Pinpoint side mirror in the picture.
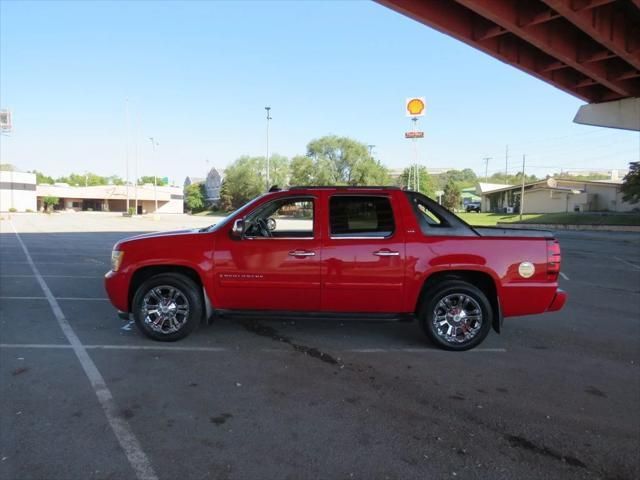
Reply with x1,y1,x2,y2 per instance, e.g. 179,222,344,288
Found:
231,219,245,237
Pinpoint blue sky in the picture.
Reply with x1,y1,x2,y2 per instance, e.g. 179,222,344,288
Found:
1,0,638,184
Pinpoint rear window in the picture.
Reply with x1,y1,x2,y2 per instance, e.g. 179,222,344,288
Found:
329,196,394,237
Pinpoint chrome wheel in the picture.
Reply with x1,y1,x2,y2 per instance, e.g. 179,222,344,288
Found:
141,285,190,334
432,293,483,345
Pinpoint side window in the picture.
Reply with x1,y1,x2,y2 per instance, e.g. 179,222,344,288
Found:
245,197,314,238
329,196,394,238
409,195,451,234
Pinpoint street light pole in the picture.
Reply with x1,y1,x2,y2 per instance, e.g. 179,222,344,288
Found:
149,137,159,213
265,106,272,191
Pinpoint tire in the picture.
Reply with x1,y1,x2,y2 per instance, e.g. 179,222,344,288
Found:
419,280,493,351
132,273,203,342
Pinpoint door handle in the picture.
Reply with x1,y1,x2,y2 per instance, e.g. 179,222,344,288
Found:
289,250,315,257
373,250,399,257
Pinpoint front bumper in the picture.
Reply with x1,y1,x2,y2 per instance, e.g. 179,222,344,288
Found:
104,270,130,313
547,289,567,312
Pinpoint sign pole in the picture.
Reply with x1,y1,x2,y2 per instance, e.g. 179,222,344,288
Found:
405,97,426,192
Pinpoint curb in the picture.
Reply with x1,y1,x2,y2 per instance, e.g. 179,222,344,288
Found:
496,222,640,232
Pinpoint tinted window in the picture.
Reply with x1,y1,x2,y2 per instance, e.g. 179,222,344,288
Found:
330,196,394,237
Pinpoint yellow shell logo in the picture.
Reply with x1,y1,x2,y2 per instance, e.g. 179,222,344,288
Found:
407,98,425,116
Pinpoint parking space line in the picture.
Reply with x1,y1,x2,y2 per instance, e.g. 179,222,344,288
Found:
613,256,640,271
0,296,109,301
0,274,104,279
559,272,570,280
9,221,158,480
0,261,107,266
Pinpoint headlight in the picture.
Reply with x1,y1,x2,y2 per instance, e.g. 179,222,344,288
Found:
111,250,124,272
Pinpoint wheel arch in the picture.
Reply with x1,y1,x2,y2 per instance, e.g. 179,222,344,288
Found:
128,264,204,315
416,269,502,333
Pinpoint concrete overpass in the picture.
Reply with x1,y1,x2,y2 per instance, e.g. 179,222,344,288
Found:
377,0,640,130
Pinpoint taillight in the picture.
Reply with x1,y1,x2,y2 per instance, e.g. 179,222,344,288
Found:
547,239,561,280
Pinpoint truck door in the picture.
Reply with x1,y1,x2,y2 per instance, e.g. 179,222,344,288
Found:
213,195,322,311
321,193,405,313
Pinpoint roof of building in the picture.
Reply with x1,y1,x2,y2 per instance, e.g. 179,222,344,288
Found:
479,178,624,195
476,182,514,194
36,184,183,201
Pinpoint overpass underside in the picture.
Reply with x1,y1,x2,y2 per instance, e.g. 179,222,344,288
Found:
378,0,640,130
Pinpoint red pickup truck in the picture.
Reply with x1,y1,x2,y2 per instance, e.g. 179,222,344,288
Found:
105,187,566,350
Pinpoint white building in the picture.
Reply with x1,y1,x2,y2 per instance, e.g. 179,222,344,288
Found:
36,184,184,214
0,170,37,212
478,178,637,214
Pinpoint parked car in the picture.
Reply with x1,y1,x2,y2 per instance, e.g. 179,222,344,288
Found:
105,187,566,351
465,201,481,213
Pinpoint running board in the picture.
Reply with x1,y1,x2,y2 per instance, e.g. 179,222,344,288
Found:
213,310,416,323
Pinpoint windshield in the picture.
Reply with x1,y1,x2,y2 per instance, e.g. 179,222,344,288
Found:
200,194,265,232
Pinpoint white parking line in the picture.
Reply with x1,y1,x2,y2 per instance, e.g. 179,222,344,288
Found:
0,274,104,279
9,222,158,480
613,256,640,271
559,272,570,281
0,296,109,301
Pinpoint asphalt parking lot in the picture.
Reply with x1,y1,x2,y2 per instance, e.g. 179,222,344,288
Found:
1,213,639,480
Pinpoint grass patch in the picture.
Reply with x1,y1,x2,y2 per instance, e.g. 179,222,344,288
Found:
458,212,640,226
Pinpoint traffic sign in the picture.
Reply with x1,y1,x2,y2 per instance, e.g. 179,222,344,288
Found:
405,131,424,138
405,97,426,117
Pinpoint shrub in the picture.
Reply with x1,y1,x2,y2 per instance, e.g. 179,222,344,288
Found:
42,196,59,212
26,209,34,213
8,207,17,212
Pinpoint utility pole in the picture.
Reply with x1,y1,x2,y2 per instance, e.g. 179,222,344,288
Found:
520,154,526,221
483,157,492,182
125,99,130,213
367,144,375,157
265,106,272,191
505,145,509,178
149,137,159,213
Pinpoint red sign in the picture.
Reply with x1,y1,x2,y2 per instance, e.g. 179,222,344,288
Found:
405,131,424,139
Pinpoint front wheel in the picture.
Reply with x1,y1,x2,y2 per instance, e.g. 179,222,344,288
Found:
419,281,492,351
132,273,203,341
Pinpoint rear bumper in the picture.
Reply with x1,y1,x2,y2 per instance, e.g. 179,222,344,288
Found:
547,289,567,312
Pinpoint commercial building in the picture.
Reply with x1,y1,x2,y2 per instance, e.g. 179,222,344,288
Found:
478,178,635,214
0,170,184,213
36,184,184,214
0,170,37,212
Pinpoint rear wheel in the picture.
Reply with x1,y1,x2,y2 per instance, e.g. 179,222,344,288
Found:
419,280,492,351
132,273,203,341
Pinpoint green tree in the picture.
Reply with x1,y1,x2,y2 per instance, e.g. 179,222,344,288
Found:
56,172,109,186
305,135,390,185
289,155,314,186
138,176,168,186
30,170,54,184
219,179,233,212
621,161,640,204
397,166,435,197
42,196,59,212
487,172,538,185
267,154,290,189
107,175,125,185
442,179,461,211
222,156,269,209
184,183,205,212
0,163,16,171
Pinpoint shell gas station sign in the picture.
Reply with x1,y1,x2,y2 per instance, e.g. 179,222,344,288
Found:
405,97,426,117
